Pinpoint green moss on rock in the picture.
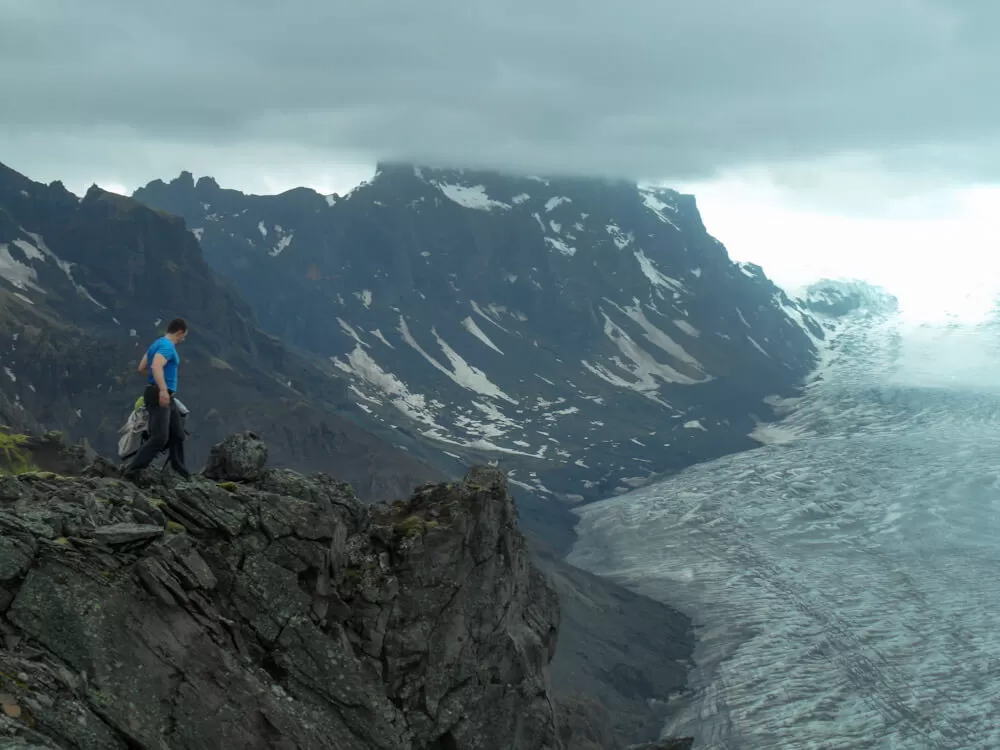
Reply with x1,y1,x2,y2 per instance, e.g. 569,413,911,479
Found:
0,428,35,475
394,515,426,538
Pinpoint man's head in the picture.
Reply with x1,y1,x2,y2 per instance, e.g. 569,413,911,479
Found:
165,318,188,344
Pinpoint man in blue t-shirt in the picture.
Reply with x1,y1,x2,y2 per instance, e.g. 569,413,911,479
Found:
123,318,192,480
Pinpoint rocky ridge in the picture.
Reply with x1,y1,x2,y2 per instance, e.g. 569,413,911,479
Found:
0,430,690,749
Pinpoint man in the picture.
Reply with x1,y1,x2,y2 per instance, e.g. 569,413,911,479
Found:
122,318,192,481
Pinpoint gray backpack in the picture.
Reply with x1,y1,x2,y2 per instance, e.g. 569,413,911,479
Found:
117,396,190,459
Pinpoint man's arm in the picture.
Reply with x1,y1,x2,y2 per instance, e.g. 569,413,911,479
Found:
137,352,149,374
150,353,169,396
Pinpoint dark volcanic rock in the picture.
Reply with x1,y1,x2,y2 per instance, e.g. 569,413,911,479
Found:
201,431,268,481
0,435,563,749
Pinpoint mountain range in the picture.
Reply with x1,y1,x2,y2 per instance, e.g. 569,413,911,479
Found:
0,157,829,746
134,163,824,547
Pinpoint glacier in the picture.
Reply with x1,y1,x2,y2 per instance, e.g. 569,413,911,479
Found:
569,311,1000,749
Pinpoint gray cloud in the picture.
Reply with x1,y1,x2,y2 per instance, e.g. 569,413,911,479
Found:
1,0,998,193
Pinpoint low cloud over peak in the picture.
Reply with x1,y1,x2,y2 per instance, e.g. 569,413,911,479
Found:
2,0,998,192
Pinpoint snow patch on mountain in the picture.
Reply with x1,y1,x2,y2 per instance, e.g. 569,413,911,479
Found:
337,318,369,348
639,189,681,230
634,249,685,293
433,182,511,211
602,311,698,387
606,224,633,250
674,319,700,337
11,239,43,262
332,345,441,427
545,237,577,257
461,316,504,354
747,336,771,358
1,231,105,308
0,244,41,291
271,234,294,256
370,328,393,348
432,329,517,404
397,317,515,404
613,301,709,379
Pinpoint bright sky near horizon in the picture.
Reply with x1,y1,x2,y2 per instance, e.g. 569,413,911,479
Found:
684,173,1000,323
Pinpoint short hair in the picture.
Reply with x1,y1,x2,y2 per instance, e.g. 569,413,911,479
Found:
166,318,188,334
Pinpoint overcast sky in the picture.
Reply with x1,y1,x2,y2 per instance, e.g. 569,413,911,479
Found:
1,0,997,319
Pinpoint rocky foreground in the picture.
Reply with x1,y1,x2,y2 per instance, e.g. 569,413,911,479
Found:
0,431,690,749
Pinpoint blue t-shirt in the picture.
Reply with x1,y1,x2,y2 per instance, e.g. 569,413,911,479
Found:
146,336,180,392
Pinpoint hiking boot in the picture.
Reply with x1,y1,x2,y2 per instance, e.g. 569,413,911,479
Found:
120,466,143,484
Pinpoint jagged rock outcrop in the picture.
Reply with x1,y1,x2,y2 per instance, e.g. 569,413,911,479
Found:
0,432,568,749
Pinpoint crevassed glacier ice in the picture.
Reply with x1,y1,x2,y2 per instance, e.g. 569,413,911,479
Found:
569,314,1000,749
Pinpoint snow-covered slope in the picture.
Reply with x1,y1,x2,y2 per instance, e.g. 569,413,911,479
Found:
135,163,824,522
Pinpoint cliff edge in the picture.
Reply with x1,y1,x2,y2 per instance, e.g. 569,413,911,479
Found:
0,431,690,749
0,431,561,748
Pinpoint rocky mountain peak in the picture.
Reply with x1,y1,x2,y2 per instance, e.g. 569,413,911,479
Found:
194,175,220,191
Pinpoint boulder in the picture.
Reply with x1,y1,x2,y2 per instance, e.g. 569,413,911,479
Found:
200,431,267,482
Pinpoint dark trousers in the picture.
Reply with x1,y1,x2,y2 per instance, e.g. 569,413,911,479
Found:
125,384,188,476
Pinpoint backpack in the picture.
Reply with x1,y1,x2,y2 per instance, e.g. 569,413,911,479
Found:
116,396,191,460
117,395,148,460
